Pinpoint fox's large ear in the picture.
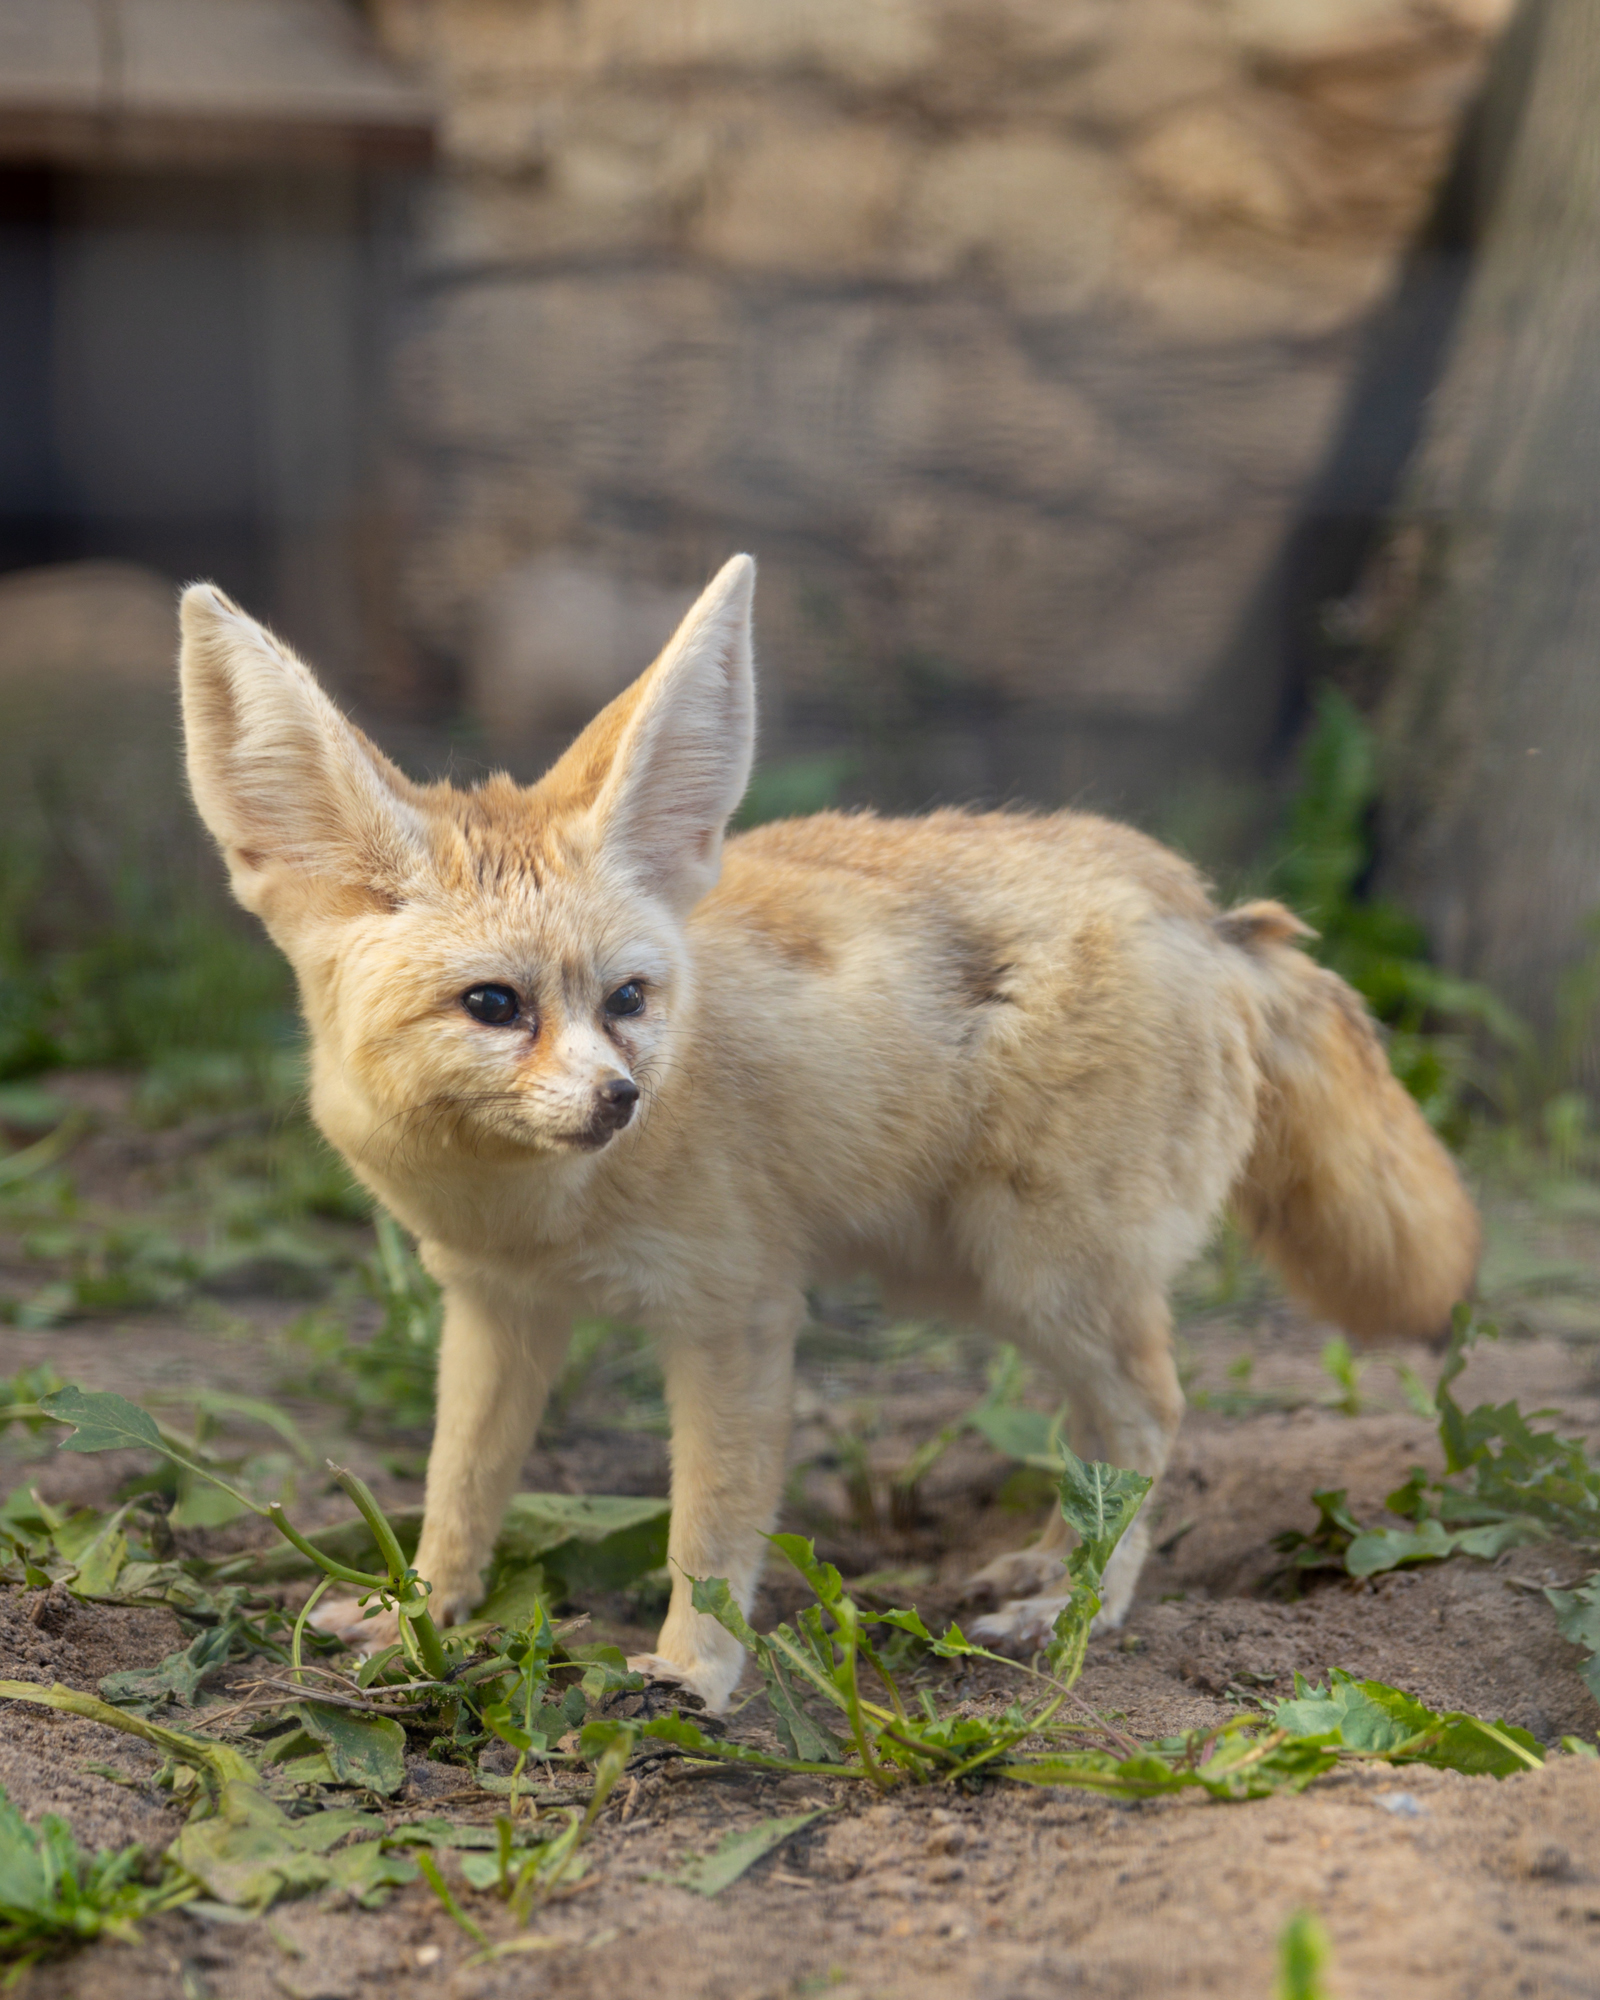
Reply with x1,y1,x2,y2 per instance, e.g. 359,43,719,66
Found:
580,555,756,912
179,585,423,924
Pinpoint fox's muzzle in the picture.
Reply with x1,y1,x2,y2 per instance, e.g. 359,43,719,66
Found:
589,1075,639,1138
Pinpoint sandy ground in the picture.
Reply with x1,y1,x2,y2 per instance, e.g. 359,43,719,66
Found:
3,1089,1600,1999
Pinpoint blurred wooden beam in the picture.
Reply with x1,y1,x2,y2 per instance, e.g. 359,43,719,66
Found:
0,0,433,169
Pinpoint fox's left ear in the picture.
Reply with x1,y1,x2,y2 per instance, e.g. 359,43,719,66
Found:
179,585,424,930
585,554,756,913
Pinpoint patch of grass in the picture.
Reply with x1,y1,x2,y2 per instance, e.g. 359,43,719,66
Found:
0,835,294,1084
0,1785,194,1973
286,1214,442,1433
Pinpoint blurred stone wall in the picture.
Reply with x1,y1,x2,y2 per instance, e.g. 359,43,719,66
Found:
367,0,1512,809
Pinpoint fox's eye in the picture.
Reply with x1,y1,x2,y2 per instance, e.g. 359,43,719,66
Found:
604,982,644,1018
462,984,520,1026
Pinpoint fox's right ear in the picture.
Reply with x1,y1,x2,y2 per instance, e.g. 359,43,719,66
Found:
179,585,423,926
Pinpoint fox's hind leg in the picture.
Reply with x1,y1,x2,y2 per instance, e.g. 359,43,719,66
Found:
966,1286,1183,1652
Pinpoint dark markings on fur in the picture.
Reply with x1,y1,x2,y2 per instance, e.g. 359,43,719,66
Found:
942,923,1016,1009
736,906,832,970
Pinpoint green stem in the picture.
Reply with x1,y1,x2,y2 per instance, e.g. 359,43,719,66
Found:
0,1109,90,1187
326,1461,451,1680
835,1619,893,1791
415,1852,489,1949
266,1504,388,1589
153,1440,268,1524
327,1463,408,1578
401,1604,450,1682
291,1575,335,1681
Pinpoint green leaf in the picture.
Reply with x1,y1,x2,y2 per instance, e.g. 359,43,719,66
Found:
766,1661,844,1765
1273,1671,1543,1777
876,1608,932,1644
1278,1909,1334,2000
767,1535,846,1609
0,1781,193,1962
321,1839,418,1907
0,1680,258,1792
38,1387,162,1456
624,1714,837,1776
1345,1518,1459,1576
168,1783,404,1910
1054,1446,1152,1579
1546,1573,1600,1703
929,1620,987,1660
170,1483,254,1531
286,1702,407,1795
968,1404,1058,1468
458,1850,512,1891
996,1722,1337,1800
69,1508,130,1597
474,1563,548,1630
689,1573,763,1653
481,1701,543,1756
1450,1519,1546,1560
414,1850,489,1947
384,1820,509,1851
668,1812,825,1896
99,1627,233,1714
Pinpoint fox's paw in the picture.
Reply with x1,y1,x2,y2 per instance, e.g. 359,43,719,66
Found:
308,1595,401,1656
961,1546,1066,1608
625,1651,739,1715
969,1593,1070,1656
970,1589,1136,1656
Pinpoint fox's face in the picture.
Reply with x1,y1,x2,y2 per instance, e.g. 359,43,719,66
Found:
178,558,756,1182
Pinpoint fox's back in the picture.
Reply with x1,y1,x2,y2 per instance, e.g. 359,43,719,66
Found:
664,808,1264,1281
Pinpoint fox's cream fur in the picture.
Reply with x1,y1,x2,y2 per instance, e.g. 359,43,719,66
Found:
179,555,1479,1707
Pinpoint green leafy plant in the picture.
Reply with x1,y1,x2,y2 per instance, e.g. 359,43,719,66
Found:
1272,1670,1542,1776
286,1214,442,1431
5,1371,1582,1982
0,1785,194,1975
1280,1308,1600,1700
36,1385,451,1682
1273,687,1524,1133
824,1345,1065,1535
582,1439,1564,1805
1277,1908,1333,2000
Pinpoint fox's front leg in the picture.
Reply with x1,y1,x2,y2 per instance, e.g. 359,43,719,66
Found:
634,1290,804,1712
315,1265,570,1649
412,1269,572,1623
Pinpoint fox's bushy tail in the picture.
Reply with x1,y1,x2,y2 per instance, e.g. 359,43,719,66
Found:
1223,901,1479,1343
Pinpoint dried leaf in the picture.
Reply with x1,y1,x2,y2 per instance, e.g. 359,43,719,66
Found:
669,1812,825,1896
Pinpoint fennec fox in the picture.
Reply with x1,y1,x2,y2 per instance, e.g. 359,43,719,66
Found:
179,555,1478,1708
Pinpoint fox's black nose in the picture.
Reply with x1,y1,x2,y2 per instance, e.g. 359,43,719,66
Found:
594,1077,640,1131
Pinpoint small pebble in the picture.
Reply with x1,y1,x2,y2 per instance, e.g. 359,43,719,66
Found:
1515,1838,1573,1882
